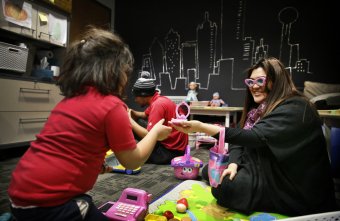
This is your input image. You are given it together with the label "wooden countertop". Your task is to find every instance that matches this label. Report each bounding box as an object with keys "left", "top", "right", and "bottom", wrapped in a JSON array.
[
  {"left": 189, "top": 106, "right": 243, "bottom": 112},
  {"left": 318, "top": 109, "right": 340, "bottom": 119}
]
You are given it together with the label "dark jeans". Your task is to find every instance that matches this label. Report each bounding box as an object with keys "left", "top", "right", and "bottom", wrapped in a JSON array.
[
  {"left": 10, "top": 194, "right": 109, "bottom": 221},
  {"left": 135, "top": 118, "right": 184, "bottom": 165},
  {"left": 146, "top": 141, "right": 184, "bottom": 164}
]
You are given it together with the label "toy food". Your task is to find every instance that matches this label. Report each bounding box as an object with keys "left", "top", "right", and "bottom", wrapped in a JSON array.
[
  {"left": 176, "top": 198, "right": 188, "bottom": 213},
  {"left": 171, "top": 145, "right": 202, "bottom": 180},
  {"left": 144, "top": 214, "right": 167, "bottom": 221},
  {"left": 163, "top": 210, "right": 174, "bottom": 220}
]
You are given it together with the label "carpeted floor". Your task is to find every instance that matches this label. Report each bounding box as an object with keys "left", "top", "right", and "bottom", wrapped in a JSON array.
[
  {"left": 87, "top": 147, "right": 210, "bottom": 208},
  {"left": 0, "top": 145, "right": 211, "bottom": 214},
  {"left": 1, "top": 144, "right": 340, "bottom": 215}
]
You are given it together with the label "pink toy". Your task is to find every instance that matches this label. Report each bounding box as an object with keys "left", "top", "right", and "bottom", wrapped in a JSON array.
[
  {"left": 176, "top": 198, "right": 189, "bottom": 213},
  {"left": 98, "top": 187, "right": 151, "bottom": 221},
  {"left": 208, "top": 127, "right": 229, "bottom": 187},
  {"left": 170, "top": 101, "right": 190, "bottom": 125},
  {"left": 171, "top": 145, "right": 203, "bottom": 180}
]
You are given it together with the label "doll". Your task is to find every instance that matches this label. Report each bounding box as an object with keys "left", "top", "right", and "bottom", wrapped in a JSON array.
[
  {"left": 185, "top": 82, "right": 198, "bottom": 103},
  {"left": 210, "top": 92, "right": 225, "bottom": 107}
]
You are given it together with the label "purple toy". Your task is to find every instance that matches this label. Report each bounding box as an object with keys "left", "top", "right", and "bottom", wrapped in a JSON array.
[{"left": 171, "top": 145, "right": 203, "bottom": 180}]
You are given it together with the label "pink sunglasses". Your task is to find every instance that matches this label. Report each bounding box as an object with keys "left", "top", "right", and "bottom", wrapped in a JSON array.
[{"left": 244, "top": 76, "right": 266, "bottom": 87}]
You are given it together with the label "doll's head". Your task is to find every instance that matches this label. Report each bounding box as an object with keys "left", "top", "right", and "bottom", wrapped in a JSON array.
[
  {"left": 188, "top": 82, "right": 198, "bottom": 91},
  {"left": 213, "top": 92, "right": 220, "bottom": 100}
]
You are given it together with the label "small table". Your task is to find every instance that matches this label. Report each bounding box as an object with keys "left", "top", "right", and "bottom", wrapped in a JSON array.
[
  {"left": 189, "top": 106, "right": 243, "bottom": 127},
  {"left": 318, "top": 109, "right": 340, "bottom": 177},
  {"left": 318, "top": 109, "right": 340, "bottom": 128}
]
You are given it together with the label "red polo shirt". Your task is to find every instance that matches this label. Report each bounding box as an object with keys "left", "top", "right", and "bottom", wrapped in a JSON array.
[
  {"left": 8, "top": 87, "right": 136, "bottom": 207},
  {"left": 145, "top": 93, "right": 188, "bottom": 151}
]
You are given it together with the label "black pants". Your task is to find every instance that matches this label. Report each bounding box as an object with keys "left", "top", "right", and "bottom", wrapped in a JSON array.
[
  {"left": 10, "top": 194, "right": 109, "bottom": 221},
  {"left": 134, "top": 118, "right": 184, "bottom": 165},
  {"left": 201, "top": 164, "right": 276, "bottom": 215},
  {"left": 146, "top": 141, "right": 184, "bottom": 164}
]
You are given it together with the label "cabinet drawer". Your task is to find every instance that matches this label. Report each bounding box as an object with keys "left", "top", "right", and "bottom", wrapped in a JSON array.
[
  {"left": 0, "top": 111, "right": 49, "bottom": 145},
  {"left": 0, "top": 78, "right": 64, "bottom": 111}
]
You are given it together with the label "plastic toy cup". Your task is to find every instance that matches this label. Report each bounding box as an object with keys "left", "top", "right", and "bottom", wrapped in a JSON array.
[
  {"left": 208, "top": 127, "right": 229, "bottom": 187},
  {"left": 208, "top": 146, "right": 229, "bottom": 187}
]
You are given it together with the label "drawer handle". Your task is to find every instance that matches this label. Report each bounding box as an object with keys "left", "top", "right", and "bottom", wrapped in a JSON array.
[
  {"left": 19, "top": 118, "right": 48, "bottom": 124},
  {"left": 38, "top": 31, "right": 51, "bottom": 39},
  {"left": 8, "top": 47, "right": 20, "bottom": 53},
  {"left": 20, "top": 87, "right": 50, "bottom": 94},
  {"left": 20, "top": 26, "right": 35, "bottom": 34}
]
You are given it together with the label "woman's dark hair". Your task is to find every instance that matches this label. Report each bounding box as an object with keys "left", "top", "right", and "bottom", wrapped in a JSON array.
[
  {"left": 239, "top": 57, "right": 306, "bottom": 127},
  {"left": 57, "top": 26, "right": 134, "bottom": 98}
]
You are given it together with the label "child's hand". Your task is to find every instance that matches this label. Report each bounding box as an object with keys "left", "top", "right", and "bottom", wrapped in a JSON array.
[{"left": 153, "top": 119, "right": 172, "bottom": 141}]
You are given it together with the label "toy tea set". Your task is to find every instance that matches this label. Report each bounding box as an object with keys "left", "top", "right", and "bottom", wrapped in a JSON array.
[
  {"left": 170, "top": 102, "right": 203, "bottom": 180},
  {"left": 98, "top": 102, "right": 228, "bottom": 220}
]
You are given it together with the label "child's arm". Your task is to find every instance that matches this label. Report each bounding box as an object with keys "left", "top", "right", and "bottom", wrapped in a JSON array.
[
  {"left": 115, "top": 119, "right": 171, "bottom": 169},
  {"left": 130, "top": 109, "right": 147, "bottom": 120},
  {"left": 169, "top": 120, "right": 220, "bottom": 136}
]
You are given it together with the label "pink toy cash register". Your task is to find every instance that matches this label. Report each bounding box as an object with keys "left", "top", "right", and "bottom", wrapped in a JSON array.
[{"left": 98, "top": 188, "right": 152, "bottom": 221}]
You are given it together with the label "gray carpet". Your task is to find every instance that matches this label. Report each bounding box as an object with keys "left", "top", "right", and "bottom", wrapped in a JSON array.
[
  {"left": 0, "top": 146, "right": 211, "bottom": 213},
  {"left": 88, "top": 148, "right": 210, "bottom": 207},
  {"left": 1, "top": 145, "right": 340, "bottom": 215}
]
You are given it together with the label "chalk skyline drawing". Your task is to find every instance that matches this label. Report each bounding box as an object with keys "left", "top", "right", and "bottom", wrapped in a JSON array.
[{"left": 137, "top": 0, "right": 312, "bottom": 99}]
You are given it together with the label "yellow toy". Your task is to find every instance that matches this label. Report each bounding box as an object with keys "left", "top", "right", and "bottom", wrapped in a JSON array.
[{"left": 104, "top": 150, "right": 141, "bottom": 175}]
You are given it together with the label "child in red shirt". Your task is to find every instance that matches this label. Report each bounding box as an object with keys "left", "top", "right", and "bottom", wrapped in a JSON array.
[
  {"left": 129, "top": 72, "right": 188, "bottom": 164},
  {"left": 8, "top": 27, "right": 172, "bottom": 221}
]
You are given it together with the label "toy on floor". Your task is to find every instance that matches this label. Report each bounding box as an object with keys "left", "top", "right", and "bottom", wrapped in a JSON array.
[
  {"left": 105, "top": 150, "right": 141, "bottom": 175},
  {"left": 171, "top": 145, "right": 203, "bottom": 180},
  {"left": 163, "top": 210, "right": 174, "bottom": 219},
  {"left": 149, "top": 180, "right": 288, "bottom": 221},
  {"left": 208, "top": 127, "right": 229, "bottom": 187},
  {"left": 195, "top": 132, "right": 216, "bottom": 150},
  {"left": 98, "top": 187, "right": 152, "bottom": 221},
  {"left": 144, "top": 214, "right": 167, "bottom": 221},
  {"left": 176, "top": 198, "right": 188, "bottom": 213},
  {"left": 170, "top": 101, "right": 190, "bottom": 125}
]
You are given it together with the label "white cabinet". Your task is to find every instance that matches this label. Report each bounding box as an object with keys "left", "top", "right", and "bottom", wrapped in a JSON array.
[
  {"left": 36, "top": 4, "right": 68, "bottom": 47},
  {"left": 0, "top": 1, "right": 37, "bottom": 38},
  {"left": 0, "top": 0, "right": 69, "bottom": 47},
  {"left": 0, "top": 78, "right": 64, "bottom": 147}
]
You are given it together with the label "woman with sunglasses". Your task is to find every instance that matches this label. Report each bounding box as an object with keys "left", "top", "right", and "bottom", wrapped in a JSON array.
[{"left": 170, "top": 57, "right": 337, "bottom": 216}]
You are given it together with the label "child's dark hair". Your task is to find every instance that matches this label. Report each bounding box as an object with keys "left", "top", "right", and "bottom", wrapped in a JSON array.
[{"left": 57, "top": 26, "right": 134, "bottom": 98}]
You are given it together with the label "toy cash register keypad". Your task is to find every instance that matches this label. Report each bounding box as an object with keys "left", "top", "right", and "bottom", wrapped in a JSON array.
[{"left": 114, "top": 202, "right": 140, "bottom": 217}]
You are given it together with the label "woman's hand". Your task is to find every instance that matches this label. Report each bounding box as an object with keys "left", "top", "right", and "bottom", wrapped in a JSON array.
[
  {"left": 220, "top": 163, "right": 238, "bottom": 183},
  {"left": 168, "top": 120, "right": 202, "bottom": 134},
  {"left": 169, "top": 120, "right": 221, "bottom": 137}
]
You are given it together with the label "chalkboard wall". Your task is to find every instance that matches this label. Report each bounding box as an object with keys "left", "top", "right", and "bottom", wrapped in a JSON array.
[{"left": 115, "top": 0, "right": 339, "bottom": 108}]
